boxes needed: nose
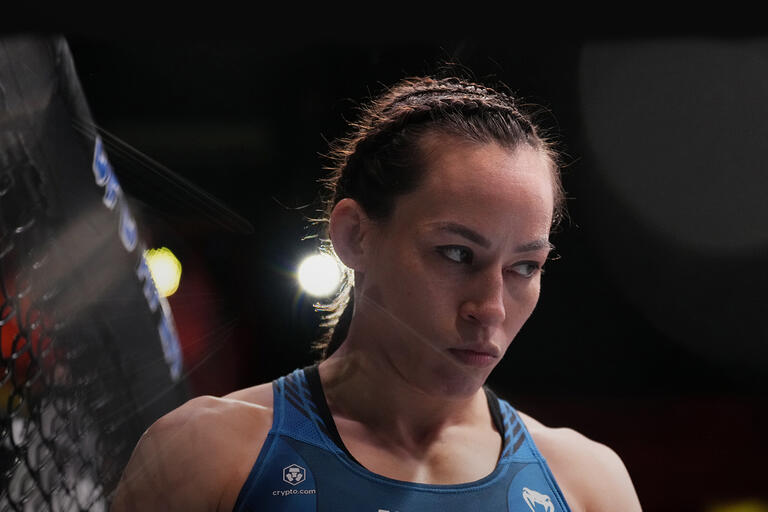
[459,268,506,328]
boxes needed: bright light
[297,253,342,297]
[145,247,182,297]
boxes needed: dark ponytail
[321,293,353,358]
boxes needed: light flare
[145,247,182,297]
[297,253,342,297]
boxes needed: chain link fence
[0,36,188,511]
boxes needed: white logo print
[282,464,306,485]
[522,487,554,512]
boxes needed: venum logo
[522,487,554,512]
[282,464,306,486]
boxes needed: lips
[448,347,500,367]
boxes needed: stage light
[707,499,768,512]
[297,253,342,297]
[145,247,182,297]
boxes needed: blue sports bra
[233,366,571,511]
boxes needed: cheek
[367,246,432,313]
[380,262,458,334]
[506,279,542,325]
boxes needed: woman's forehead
[384,140,555,240]
[413,139,553,206]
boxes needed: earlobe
[329,198,370,272]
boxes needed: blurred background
[2,25,766,511]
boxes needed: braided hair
[314,76,565,358]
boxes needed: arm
[588,438,642,512]
[519,413,642,512]
[568,433,642,512]
[110,394,272,512]
[110,396,223,512]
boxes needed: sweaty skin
[110,137,642,511]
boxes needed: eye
[508,261,541,278]
[437,245,474,264]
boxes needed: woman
[111,76,642,511]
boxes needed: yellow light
[145,247,182,297]
[708,501,768,512]
[297,253,342,297]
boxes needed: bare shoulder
[517,411,642,512]
[111,387,274,512]
[223,381,274,405]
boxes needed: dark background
[7,26,768,510]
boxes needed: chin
[429,364,490,399]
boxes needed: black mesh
[0,36,189,511]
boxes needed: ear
[329,198,374,272]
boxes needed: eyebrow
[429,222,554,253]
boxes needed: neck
[318,344,491,448]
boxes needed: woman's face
[354,132,555,398]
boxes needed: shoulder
[111,387,274,512]
[517,411,642,512]
[153,389,275,451]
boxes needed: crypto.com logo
[283,464,306,486]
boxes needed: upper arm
[518,413,641,512]
[543,428,642,512]
[578,438,642,512]
[110,396,246,512]
[111,394,274,512]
